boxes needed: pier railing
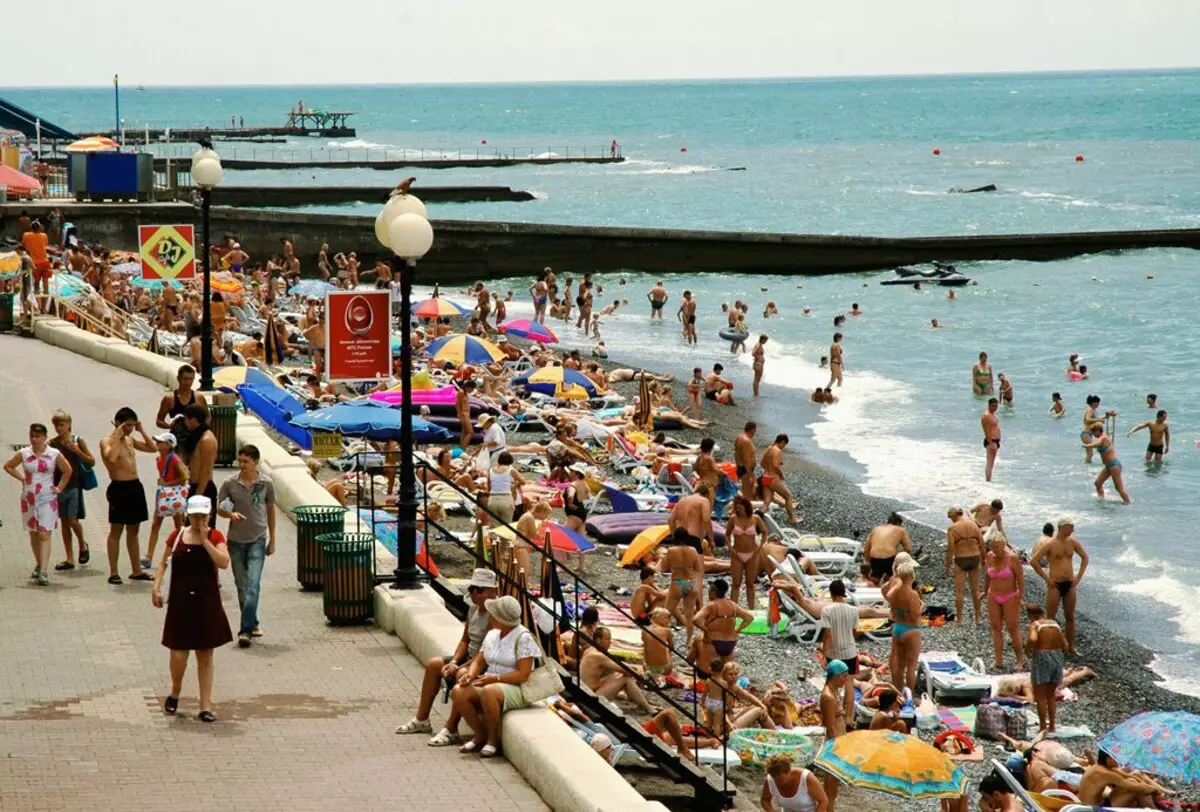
[144,143,622,165]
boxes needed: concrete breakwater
[209,185,536,208]
[3,202,1198,280]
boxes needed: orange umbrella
[0,165,41,194]
[66,136,119,153]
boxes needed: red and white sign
[325,290,392,382]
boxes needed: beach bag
[75,436,98,491]
[975,702,1028,741]
[514,630,564,705]
[155,453,188,518]
[915,693,940,732]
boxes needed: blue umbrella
[132,277,183,290]
[48,271,87,298]
[288,279,337,298]
[514,366,598,397]
[290,401,451,442]
[1099,711,1200,785]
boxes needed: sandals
[458,741,482,754]
[54,561,75,571]
[128,572,153,582]
[79,547,90,565]
[164,696,179,715]
[479,744,498,758]
[197,710,217,723]
[107,574,123,585]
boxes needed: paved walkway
[0,336,547,812]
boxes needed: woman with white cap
[450,595,539,758]
[882,551,924,697]
[152,495,232,722]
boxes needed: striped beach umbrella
[517,366,597,398]
[414,297,470,318]
[498,318,558,344]
[146,328,160,355]
[65,136,119,153]
[262,314,285,366]
[426,334,504,366]
[815,730,967,800]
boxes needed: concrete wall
[208,186,536,208]
[6,200,1199,281]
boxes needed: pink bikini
[987,556,1020,605]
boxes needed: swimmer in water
[1083,423,1131,504]
[819,355,828,369]
[592,341,608,359]
[913,281,922,292]
[802,306,811,317]
[1048,392,1065,418]
[762,301,778,319]
[1067,354,1080,374]
[1127,410,1170,464]
[823,387,838,404]
[833,314,846,328]
[1069,364,1089,381]
[981,397,1001,482]
[947,289,957,300]
[931,319,942,328]
[810,388,825,404]
[998,373,1014,406]
[972,352,994,396]
[828,333,844,388]
[1080,396,1113,464]
[1146,393,1158,410]
[850,303,862,316]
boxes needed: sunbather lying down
[768,578,890,619]
[993,666,1097,703]
[608,368,674,384]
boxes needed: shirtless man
[1080,751,1173,809]
[99,407,156,584]
[677,290,697,345]
[303,310,326,376]
[1030,516,1089,655]
[818,660,850,806]
[529,275,549,323]
[863,512,912,584]
[647,281,668,319]
[945,507,985,625]
[692,440,720,509]
[981,397,1001,482]
[703,363,735,406]
[970,499,1005,537]
[473,283,492,332]
[579,627,656,713]
[1128,410,1170,464]
[998,373,1013,405]
[760,434,799,524]
[972,351,994,396]
[224,243,249,272]
[672,485,715,553]
[182,405,218,526]
[827,332,844,388]
[733,422,758,500]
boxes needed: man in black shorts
[99,407,156,584]
[182,404,219,525]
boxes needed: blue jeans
[228,538,267,636]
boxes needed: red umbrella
[0,165,41,194]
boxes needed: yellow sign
[311,431,343,459]
[138,224,196,280]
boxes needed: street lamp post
[191,149,223,391]
[376,197,434,589]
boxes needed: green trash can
[317,532,376,626]
[0,292,13,333]
[292,505,347,591]
[210,404,238,466]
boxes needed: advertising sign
[138,224,196,280]
[325,290,391,382]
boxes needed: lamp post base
[389,566,424,591]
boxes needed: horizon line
[8,64,1200,91]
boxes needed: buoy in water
[760,286,768,292]
[932,148,941,155]
[1147,274,1155,279]
[680,146,688,152]
[482,139,488,145]
[1075,154,1085,162]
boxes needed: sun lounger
[757,512,862,558]
[585,484,669,514]
[990,759,1087,812]
[653,465,693,498]
[919,651,992,702]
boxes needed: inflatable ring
[719,328,750,342]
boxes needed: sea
[9,71,1200,693]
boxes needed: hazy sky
[10,0,1200,86]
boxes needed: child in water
[1048,392,1066,418]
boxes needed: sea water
[10,71,1200,691]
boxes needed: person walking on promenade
[153,496,233,722]
[1030,516,1089,656]
[99,407,155,585]
[49,410,93,570]
[181,404,218,525]
[217,444,276,647]
[145,432,188,569]
[5,423,73,586]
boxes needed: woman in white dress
[4,423,73,585]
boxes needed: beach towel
[855,618,888,634]
[1046,724,1093,740]
[927,659,968,675]
[938,707,969,732]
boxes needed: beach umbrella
[213,366,276,392]
[815,730,967,801]
[290,401,452,442]
[0,251,20,276]
[516,366,598,398]
[515,569,538,633]
[65,135,119,153]
[499,318,558,344]
[47,271,87,298]
[288,279,337,299]
[414,297,470,318]
[146,328,160,355]
[262,314,285,366]
[109,261,141,277]
[636,373,653,431]
[426,334,504,366]
[130,277,182,290]
[0,164,42,194]
[210,272,244,296]
[1099,711,1200,785]
[620,525,671,567]
[490,522,596,554]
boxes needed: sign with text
[138,224,196,280]
[310,431,344,459]
[325,290,391,382]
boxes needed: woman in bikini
[725,495,767,607]
[882,552,923,696]
[972,351,994,396]
[664,530,704,646]
[692,579,754,667]
[752,335,768,397]
[944,507,986,626]
[983,532,1025,670]
[704,659,775,740]
[1083,423,1131,504]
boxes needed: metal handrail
[49,296,131,342]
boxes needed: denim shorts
[58,488,85,521]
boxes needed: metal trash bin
[209,404,238,466]
[317,532,376,626]
[0,292,13,333]
[292,505,347,591]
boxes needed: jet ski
[881,264,972,286]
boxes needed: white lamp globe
[190,148,219,171]
[382,193,428,224]
[388,213,434,261]
[374,211,391,248]
[192,157,223,188]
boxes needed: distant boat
[136,85,146,92]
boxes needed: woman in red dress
[152,495,232,722]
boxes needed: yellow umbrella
[427,334,504,366]
[212,366,256,390]
[210,272,244,296]
[815,730,967,800]
[619,525,671,567]
[66,136,119,152]
[0,251,20,276]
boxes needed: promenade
[0,336,547,812]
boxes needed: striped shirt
[820,601,860,661]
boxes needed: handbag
[975,702,1028,741]
[155,453,188,518]
[514,630,564,705]
[75,437,98,491]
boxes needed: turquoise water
[10,72,1200,690]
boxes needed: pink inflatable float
[370,386,457,405]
